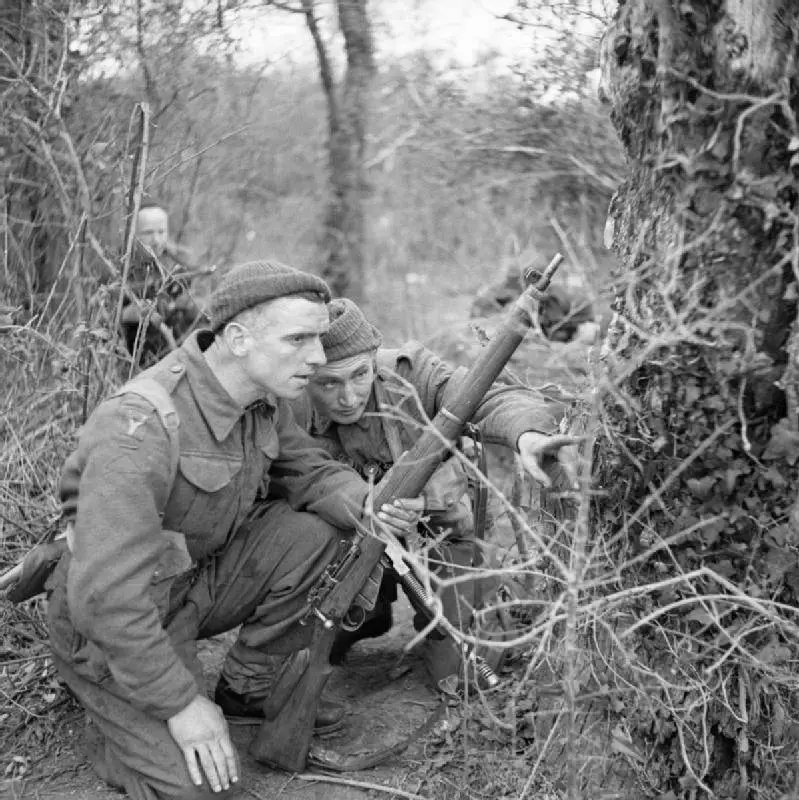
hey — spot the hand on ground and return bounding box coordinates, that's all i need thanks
[167,695,239,793]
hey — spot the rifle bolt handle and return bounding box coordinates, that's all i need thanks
[313,608,334,629]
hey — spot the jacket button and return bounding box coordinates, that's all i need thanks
[170,364,184,373]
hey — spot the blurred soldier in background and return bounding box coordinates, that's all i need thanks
[471,263,596,343]
[121,198,206,366]
[290,298,576,690]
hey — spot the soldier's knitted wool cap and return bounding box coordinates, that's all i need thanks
[208,260,331,331]
[138,195,168,213]
[321,298,383,362]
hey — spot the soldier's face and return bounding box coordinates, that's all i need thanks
[308,353,376,424]
[136,207,169,257]
[237,298,329,400]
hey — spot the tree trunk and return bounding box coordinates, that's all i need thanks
[303,0,374,302]
[1,0,77,305]
[594,0,799,794]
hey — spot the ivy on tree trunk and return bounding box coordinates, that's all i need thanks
[593,0,799,794]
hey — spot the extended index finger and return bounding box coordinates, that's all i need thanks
[539,434,585,454]
[392,497,425,513]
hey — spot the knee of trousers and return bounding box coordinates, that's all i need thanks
[108,751,241,800]
[303,512,344,547]
[275,507,343,556]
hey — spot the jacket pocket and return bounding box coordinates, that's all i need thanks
[179,453,242,492]
[168,452,242,534]
[148,530,193,622]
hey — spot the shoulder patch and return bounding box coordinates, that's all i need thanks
[125,409,151,439]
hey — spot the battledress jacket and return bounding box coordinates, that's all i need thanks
[53,331,369,720]
[290,341,563,501]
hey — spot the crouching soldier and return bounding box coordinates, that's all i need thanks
[46,261,420,799]
[290,298,575,689]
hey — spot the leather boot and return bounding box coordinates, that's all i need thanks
[214,675,345,733]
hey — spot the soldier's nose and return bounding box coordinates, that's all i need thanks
[307,339,326,366]
[340,384,356,406]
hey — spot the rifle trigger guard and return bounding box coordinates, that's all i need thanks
[342,604,366,632]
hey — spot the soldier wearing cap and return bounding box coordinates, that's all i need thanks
[47,261,421,799]
[290,298,576,688]
[122,198,204,365]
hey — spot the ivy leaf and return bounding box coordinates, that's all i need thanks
[763,466,787,489]
[685,608,714,625]
[682,381,702,405]
[755,640,792,665]
[686,475,717,499]
[762,419,799,465]
[610,724,645,763]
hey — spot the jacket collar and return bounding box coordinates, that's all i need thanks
[181,332,275,442]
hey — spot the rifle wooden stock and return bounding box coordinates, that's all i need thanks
[250,253,563,772]
[250,533,386,771]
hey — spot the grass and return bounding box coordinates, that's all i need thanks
[0,27,627,795]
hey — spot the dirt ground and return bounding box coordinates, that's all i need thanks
[2,595,466,800]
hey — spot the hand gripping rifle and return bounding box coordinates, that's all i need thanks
[250,254,564,773]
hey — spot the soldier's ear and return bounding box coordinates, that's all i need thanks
[222,321,251,357]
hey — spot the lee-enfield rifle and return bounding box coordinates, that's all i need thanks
[250,254,565,773]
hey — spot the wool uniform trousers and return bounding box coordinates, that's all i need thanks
[49,500,343,800]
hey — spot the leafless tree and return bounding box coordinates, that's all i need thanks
[300,0,375,302]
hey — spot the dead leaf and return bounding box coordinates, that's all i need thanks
[755,640,792,666]
[763,419,799,465]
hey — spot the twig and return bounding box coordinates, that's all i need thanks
[517,707,565,800]
[104,102,150,387]
[508,461,535,593]
[0,653,51,666]
[148,126,250,183]
[293,772,430,799]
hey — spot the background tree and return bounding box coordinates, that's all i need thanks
[298,0,375,302]
[1,1,82,304]
[592,0,799,795]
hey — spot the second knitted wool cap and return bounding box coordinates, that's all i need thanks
[321,298,383,362]
[207,260,331,331]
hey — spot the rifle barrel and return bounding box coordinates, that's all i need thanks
[374,253,563,506]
